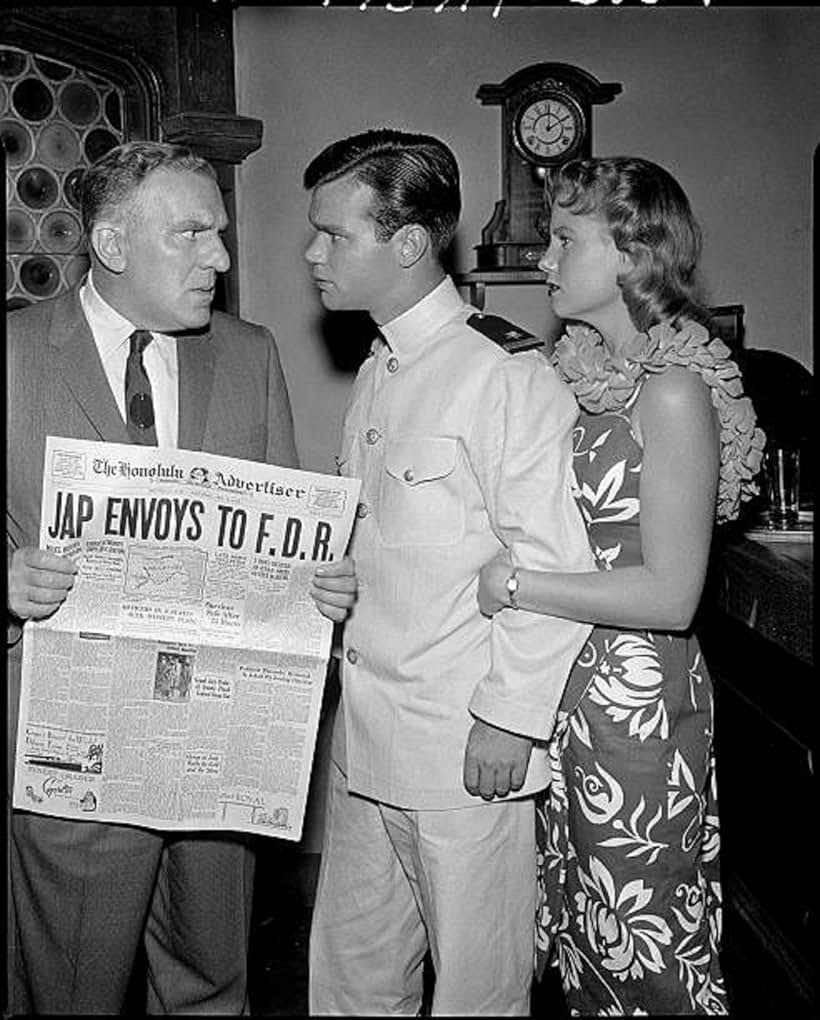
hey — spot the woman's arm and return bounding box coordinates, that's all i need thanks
[479,366,720,631]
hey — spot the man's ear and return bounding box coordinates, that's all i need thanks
[395,224,430,269]
[90,221,127,274]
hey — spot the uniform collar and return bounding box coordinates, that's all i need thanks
[379,277,463,358]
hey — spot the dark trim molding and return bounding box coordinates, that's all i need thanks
[1,9,161,141]
[161,112,263,166]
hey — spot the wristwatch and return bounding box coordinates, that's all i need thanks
[505,567,520,610]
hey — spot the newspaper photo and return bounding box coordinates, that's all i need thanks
[13,436,360,842]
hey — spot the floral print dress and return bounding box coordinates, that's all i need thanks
[534,394,728,1016]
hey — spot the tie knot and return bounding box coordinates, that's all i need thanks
[130,329,152,357]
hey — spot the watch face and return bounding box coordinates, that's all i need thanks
[513,92,584,165]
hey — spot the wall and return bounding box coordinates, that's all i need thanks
[233,5,817,851]
[234,5,817,477]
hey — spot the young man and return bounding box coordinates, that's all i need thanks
[6,140,355,1014]
[303,128,594,1015]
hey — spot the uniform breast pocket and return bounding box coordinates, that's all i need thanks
[379,436,464,547]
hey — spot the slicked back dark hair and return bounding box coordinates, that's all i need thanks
[553,156,710,330]
[303,128,461,257]
[80,140,217,238]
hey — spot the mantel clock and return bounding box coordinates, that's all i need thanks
[475,63,622,270]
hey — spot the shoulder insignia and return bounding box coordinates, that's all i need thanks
[467,313,544,354]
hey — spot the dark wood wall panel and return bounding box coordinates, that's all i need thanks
[2,3,261,314]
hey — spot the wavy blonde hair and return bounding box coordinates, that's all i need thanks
[553,157,710,331]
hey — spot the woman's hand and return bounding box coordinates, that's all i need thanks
[477,549,514,618]
[311,556,358,622]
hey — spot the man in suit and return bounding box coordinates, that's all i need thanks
[6,141,356,1014]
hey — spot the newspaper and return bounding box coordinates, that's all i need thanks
[13,436,360,842]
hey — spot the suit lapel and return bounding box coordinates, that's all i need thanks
[177,329,215,452]
[49,287,131,443]
[48,285,217,451]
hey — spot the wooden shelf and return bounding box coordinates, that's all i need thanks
[453,269,544,311]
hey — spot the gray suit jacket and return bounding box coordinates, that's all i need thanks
[6,283,299,694]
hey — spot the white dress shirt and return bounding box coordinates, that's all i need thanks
[335,277,595,810]
[80,271,179,447]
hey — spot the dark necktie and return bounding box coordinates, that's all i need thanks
[125,329,157,445]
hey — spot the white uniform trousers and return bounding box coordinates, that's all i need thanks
[308,759,535,1016]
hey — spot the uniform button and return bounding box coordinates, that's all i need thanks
[346,647,358,665]
[365,427,381,445]
[403,468,414,482]
[356,501,370,519]
[386,356,399,374]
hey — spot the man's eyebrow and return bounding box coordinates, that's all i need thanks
[310,217,344,233]
[172,217,205,229]
[171,214,225,232]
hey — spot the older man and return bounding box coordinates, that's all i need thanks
[7,141,355,1014]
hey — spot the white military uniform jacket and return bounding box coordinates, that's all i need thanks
[334,277,594,809]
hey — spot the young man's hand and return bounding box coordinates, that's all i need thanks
[463,718,533,801]
[311,556,358,622]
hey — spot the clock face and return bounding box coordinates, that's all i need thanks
[513,92,585,165]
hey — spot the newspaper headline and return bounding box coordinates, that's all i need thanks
[13,436,360,842]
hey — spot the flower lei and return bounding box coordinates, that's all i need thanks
[552,320,767,523]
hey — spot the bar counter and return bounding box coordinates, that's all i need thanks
[707,529,813,664]
[698,524,816,1013]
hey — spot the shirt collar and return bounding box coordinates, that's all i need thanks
[80,269,175,358]
[379,277,464,358]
